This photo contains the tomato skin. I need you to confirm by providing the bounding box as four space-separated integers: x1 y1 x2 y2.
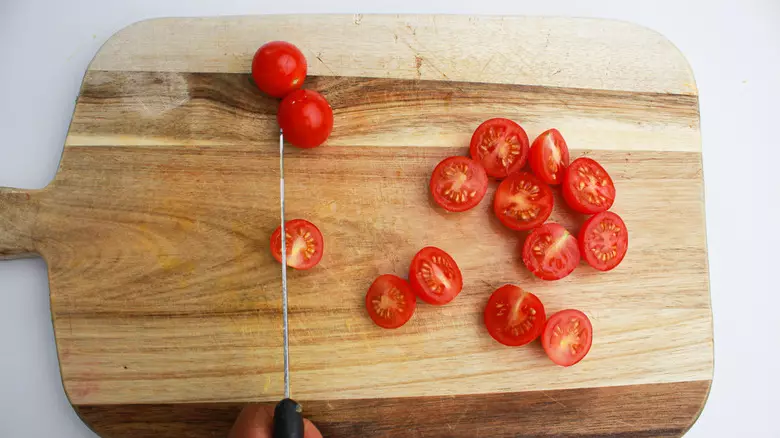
561 157 615 214
484 285 546 346
409 247 463 305
278 89 334 149
251 41 307 98
469 118 530 179
522 223 580 281
579 211 628 272
529 129 570 185
270 219 324 270
430 156 488 212
365 274 417 329
493 171 554 231
541 309 593 367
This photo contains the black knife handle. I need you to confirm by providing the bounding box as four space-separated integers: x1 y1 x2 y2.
273 398 304 438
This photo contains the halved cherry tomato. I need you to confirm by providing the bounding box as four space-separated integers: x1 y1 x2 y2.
562 157 615 214
365 274 417 329
484 285 546 346
579 211 628 271
469 118 530 179
541 309 593 367
522 223 580 281
251 41 307 98
493 171 554 230
270 219 324 270
529 129 570 185
278 89 334 148
409 247 463 305
430 156 488 212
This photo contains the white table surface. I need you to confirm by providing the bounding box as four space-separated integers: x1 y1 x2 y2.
2 1 778 437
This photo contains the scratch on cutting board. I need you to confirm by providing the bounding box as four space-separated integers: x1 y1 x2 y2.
315 53 336 76
542 390 568 409
263 375 272 393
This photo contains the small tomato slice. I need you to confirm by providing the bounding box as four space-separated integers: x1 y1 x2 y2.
579 211 628 271
529 129 570 185
270 219 324 270
493 171 554 230
430 156 488 212
469 118 530 178
365 274 416 329
522 223 580 281
541 309 593 367
562 157 615 214
409 247 463 305
484 285 546 346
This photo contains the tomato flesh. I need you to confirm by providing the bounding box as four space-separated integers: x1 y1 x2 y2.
366 274 417 329
469 118 530 178
251 41 307 98
529 129 570 185
278 89 334 148
409 247 463 305
430 156 488 212
542 309 593 367
562 157 615 214
579 211 628 271
522 223 580 281
493 171 554 231
270 219 324 270
484 285 546 346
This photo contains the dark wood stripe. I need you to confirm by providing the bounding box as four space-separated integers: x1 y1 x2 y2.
75 380 710 438
69 72 700 146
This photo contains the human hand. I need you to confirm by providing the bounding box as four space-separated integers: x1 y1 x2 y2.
229 404 323 438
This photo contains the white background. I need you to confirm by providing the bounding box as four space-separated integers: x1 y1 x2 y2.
1 1 778 437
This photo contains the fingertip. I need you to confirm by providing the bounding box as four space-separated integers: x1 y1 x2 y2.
303 417 324 438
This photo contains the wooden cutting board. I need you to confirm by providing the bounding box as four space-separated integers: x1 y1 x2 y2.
0 15 712 437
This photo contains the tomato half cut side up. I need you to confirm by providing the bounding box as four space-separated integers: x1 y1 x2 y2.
270 219 324 270
522 223 580 281
529 129 570 185
493 172 554 231
430 156 488 212
484 285 546 346
409 247 463 305
542 309 593 367
469 118 530 179
365 274 417 329
562 157 615 214
579 211 628 272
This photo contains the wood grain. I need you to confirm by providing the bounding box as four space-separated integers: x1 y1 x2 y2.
75 380 711 438
0 14 712 437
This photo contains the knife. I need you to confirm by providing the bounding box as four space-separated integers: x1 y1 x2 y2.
274 129 305 438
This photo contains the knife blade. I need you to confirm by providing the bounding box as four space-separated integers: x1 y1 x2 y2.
273 129 304 438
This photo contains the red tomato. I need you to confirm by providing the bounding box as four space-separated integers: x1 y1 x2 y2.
278 89 334 149
251 41 307 98
493 171 554 231
430 156 488 212
270 219 324 270
579 211 628 271
562 157 615 214
365 274 417 329
484 285 546 346
522 223 580 281
541 309 593 367
469 118 530 178
529 129 570 185
408 247 463 305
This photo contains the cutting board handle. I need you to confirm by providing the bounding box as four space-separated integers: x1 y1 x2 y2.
0 187 39 260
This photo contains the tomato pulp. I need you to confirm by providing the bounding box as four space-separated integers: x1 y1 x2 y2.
366 274 417 329
469 118 530 178
541 309 593 366
579 211 628 271
522 223 580 281
484 285 546 346
270 219 324 270
409 247 463 305
430 156 488 212
493 171 554 230
529 129 570 185
562 157 615 214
